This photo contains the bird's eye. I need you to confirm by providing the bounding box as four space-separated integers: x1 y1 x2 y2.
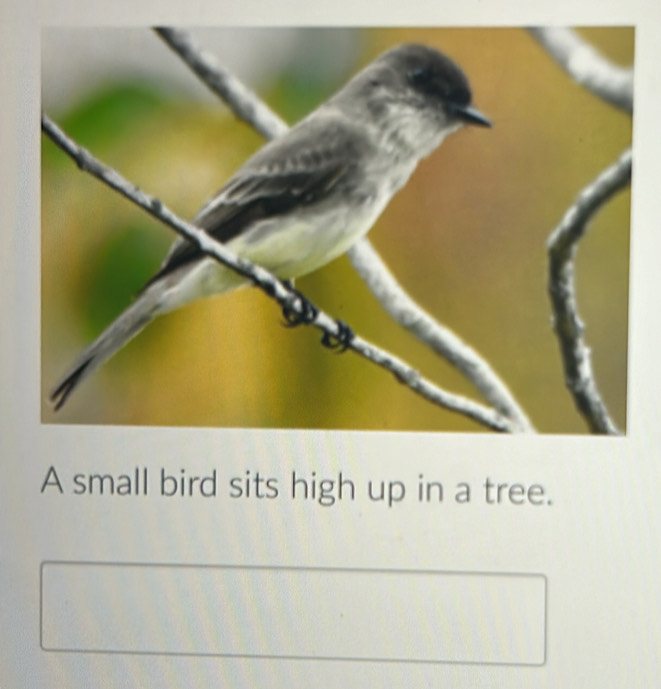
408 66 451 99
409 67 432 87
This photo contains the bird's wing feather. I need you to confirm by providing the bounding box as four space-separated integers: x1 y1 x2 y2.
148 113 368 284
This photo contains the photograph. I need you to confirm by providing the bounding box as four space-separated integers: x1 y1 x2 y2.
41 27 633 432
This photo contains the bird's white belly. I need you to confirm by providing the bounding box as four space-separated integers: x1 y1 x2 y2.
230 197 385 279
157 189 393 313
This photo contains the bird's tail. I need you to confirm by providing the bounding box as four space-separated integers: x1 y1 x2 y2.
49 287 163 411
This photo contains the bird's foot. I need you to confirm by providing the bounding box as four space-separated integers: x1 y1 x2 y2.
321 320 354 353
281 287 318 327
280 282 353 352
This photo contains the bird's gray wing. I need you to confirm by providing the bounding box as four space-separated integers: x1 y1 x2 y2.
146 114 369 285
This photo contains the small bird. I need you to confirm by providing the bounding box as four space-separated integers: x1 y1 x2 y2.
50 43 491 410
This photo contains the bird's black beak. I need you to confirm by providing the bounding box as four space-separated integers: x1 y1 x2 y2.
454 104 492 127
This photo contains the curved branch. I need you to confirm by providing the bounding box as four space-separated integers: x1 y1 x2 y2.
154 26 532 432
547 148 632 434
528 27 633 114
42 112 513 433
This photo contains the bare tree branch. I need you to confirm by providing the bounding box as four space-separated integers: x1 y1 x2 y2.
531 27 632 433
348 238 533 432
154 27 288 140
42 112 513 433
528 27 633 114
547 148 632 435
153 26 533 432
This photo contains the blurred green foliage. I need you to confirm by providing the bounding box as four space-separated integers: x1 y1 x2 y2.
80 224 166 337
42 28 633 432
43 84 168 164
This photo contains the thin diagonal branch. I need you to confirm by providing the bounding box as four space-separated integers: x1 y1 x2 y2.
154 26 533 432
528 27 633 114
348 239 533 432
42 112 513 433
547 148 632 434
154 27 288 140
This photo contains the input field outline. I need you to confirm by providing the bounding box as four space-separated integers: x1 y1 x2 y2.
40 560 548 667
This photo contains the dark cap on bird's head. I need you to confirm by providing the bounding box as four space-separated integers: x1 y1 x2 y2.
352 43 492 128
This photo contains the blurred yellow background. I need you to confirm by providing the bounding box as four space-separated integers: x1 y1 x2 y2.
41 27 633 432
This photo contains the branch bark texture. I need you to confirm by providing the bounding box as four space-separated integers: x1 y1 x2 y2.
547 148 632 434
532 27 633 434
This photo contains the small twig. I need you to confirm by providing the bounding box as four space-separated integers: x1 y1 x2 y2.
547 148 632 434
154 26 532 432
42 112 513 433
528 27 633 114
